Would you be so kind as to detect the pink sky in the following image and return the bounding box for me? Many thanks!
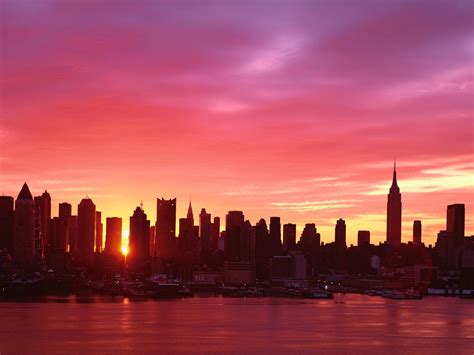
[1,0,473,246]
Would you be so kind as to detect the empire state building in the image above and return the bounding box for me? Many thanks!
[387,162,402,247]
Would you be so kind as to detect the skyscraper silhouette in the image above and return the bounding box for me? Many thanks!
[77,197,96,264]
[14,183,35,263]
[447,204,465,248]
[69,216,78,254]
[199,208,211,263]
[210,216,220,252]
[225,211,245,261]
[413,220,422,245]
[129,206,150,267]
[283,223,296,253]
[156,198,176,260]
[55,202,71,251]
[105,217,122,256]
[34,190,51,255]
[95,211,103,253]
[269,216,282,256]
[0,196,14,255]
[387,162,402,247]
[357,230,370,246]
[335,218,346,250]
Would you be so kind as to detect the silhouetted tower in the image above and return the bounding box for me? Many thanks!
[149,226,156,257]
[447,204,465,248]
[0,196,14,255]
[335,218,346,250]
[225,211,245,261]
[387,161,402,247]
[199,208,211,263]
[269,217,282,256]
[156,198,176,260]
[413,220,422,245]
[77,197,96,265]
[69,216,78,254]
[95,211,103,252]
[34,190,51,255]
[255,218,270,281]
[283,223,296,253]
[105,217,122,256]
[56,202,71,251]
[357,230,370,246]
[210,216,220,252]
[14,183,35,263]
[129,206,150,266]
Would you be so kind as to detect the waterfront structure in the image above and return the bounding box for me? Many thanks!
[387,162,402,247]
[14,183,36,263]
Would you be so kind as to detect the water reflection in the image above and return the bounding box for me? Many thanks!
[0,295,472,353]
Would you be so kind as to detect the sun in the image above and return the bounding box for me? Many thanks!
[121,245,129,256]
[121,230,129,256]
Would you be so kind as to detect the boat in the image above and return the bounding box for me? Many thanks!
[147,275,181,299]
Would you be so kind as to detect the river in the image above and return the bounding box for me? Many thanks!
[0,294,472,353]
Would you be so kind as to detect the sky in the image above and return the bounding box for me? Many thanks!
[1,0,473,246]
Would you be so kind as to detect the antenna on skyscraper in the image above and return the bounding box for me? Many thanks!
[140,200,144,210]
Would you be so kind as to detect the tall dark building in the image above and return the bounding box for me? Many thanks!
[77,197,96,264]
[95,211,103,253]
[69,216,78,254]
[34,190,51,255]
[105,217,122,256]
[149,226,156,257]
[210,216,220,252]
[357,230,370,246]
[269,217,282,256]
[199,208,211,263]
[255,218,270,281]
[56,203,71,252]
[129,206,150,266]
[413,220,422,245]
[283,223,296,253]
[0,196,14,254]
[156,198,176,260]
[14,183,36,263]
[387,162,402,247]
[225,211,245,261]
[335,218,346,249]
[447,204,465,248]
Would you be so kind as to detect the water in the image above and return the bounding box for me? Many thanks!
[0,294,472,353]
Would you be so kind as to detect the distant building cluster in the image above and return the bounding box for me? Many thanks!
[0,165,472,290]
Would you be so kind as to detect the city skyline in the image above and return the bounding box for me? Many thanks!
[3,162,472,250]
[1,1,473,247]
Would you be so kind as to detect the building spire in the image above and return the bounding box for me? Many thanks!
[187,197,194,223]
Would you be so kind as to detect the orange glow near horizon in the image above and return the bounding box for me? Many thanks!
[121,231,129,256]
